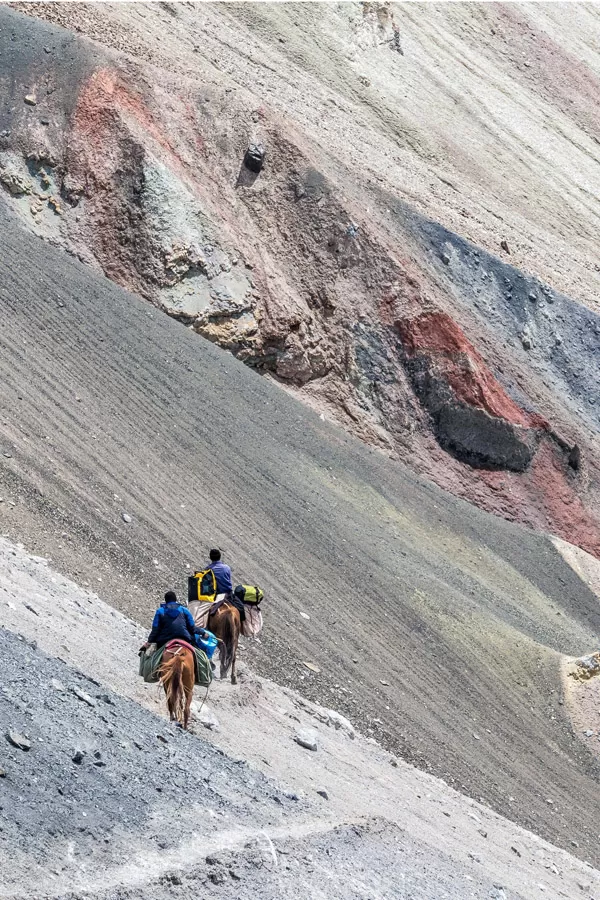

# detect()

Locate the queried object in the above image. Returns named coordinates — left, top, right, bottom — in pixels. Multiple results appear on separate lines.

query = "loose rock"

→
left=195, top=705, right=219, bottom=730
left=244, top=143, right=266, bottom=174
left=71, top=687, right=96, bottom=707
left=294, top=729, right=318, bottom=752
left=7, top=730, right=31, bottom=751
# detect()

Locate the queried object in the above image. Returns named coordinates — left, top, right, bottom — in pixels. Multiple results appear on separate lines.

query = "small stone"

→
left=390, top=758, right=398, bottom=767
left=528, top=291, right=537, bottom=302
left=0, top=767, right=5, bottom=777
left=316, top=789, right=329, bottom=800
left=24, top=94, right=37, bottom=106
left=51, top=679, right=65, bottom=692
left=500, top=239, right=510, bottom=253
left=294, top=729, right=318, bottom=752
left=24, top=603, right=39, bottom=616
left=71, top=687, right=96, bottom=707
left=122, top=513, right=132, bottom=523
left=441, top=252, right=450, bottom=265
left=6, top=730, right=31, bottom=751
left=379, top=680, right=389, bottom=686
left=583, top=729, right=594, bottom=737
left=72, top=750, right=85, bottom=764
left=196, top=706, right=219, bottom=730
left=303, top=662, right=320, bottom=673
left=3, top=451, right=12, bottom=459
left=229, top=869, right=241, bottom=880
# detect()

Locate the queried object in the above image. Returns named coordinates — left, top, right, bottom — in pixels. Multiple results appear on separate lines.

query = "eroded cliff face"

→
left=2, top=3, right=600, bottom=556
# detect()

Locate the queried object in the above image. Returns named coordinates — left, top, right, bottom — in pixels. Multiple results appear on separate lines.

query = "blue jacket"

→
left=148, top=601, right=197, bottom=648
left=208, top=560, right=233, bottom=594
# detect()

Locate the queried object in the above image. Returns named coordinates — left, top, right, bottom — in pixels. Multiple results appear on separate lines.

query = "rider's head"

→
left=209, top=548, right=221, bottom=562
left=164, top=590, right=178, bottom=604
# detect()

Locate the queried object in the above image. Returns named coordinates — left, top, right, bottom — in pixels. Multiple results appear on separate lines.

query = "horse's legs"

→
left=230, top=647, right=237, bottom=685
left=183, top=686, right=192, bottom=729
left=219, top=642, right=227, bottom=680
left=164, top=687, right=174, bottom=720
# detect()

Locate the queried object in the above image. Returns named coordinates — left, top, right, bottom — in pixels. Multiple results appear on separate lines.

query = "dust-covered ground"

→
left=2, top=537, right=600, bottom=900
left=1, top=213, right=600, bottom=865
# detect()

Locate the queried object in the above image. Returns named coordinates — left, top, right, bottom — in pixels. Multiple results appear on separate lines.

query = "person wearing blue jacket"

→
left=207, top=548, right=233, bottom=595
left=141, top=591, right=200, bottom=650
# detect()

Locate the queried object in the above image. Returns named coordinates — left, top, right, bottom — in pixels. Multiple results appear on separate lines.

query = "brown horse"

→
left=208, top=602, right=241, bottom=684
left=158, top=644, right=195, bottom=728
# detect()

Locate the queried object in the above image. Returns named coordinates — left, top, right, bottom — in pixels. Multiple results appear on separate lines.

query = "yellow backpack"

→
left=188, top=569, right=217, bottom=604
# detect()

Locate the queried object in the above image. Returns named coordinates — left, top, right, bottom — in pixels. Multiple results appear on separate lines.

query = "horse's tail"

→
left=159, top=652, right=186, bottom=723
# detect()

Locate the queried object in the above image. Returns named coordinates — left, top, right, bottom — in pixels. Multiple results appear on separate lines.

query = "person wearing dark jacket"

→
left=141, top=591, right=198, bottom=650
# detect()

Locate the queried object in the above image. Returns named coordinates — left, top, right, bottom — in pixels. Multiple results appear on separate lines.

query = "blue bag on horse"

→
left=197, top=630, right=218, bottom=660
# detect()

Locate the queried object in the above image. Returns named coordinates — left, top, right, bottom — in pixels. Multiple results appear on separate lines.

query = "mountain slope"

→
left=2, top=537, right=599, bottom=900
left=2, top=3, right=600, bottom=556
left=1, top=209, right=599, bottom=862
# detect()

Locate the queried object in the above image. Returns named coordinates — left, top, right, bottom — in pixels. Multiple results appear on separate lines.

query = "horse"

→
left=158, top=643, right=195, bottom=728
left=208, top=602, right=241, bottom=684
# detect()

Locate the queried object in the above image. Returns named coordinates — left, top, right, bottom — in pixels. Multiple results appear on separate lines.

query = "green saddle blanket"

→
left=139, top=644, right=212, bottom=687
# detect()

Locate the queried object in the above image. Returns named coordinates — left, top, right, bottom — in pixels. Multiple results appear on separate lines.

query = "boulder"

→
left=294, top=728, right=318, bottom=751
left=244, top=143, right=266, bottom=174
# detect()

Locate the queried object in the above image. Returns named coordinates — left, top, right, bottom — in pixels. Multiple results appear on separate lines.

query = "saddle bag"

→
left=233, top=584, right=264, bottom=606
left=188, top=569, right=218, bottom=604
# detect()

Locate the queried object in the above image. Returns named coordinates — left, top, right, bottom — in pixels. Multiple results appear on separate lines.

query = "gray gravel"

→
left=0, top=626, right=529, bottom=900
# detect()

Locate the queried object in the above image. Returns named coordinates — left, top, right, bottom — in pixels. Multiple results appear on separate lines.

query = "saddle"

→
left=190, top=594, right=229, bottom=629
left=139, top=640, right=212, bottom=687
left=164, top=639, right=196, bottom=654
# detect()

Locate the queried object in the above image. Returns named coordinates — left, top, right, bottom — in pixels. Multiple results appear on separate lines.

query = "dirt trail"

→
left=2, top=536, right=600, bottom=899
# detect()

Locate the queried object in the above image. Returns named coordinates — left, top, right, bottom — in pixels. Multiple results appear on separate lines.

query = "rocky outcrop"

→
left=396, top=312, right=544, bottom=471
left=1, top=5, right=600, bottom=558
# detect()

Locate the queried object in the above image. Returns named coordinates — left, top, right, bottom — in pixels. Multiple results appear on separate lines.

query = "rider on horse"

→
left=140, top=591, right=210, bottom=652
left=206, top=548, right=233, bottom=597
